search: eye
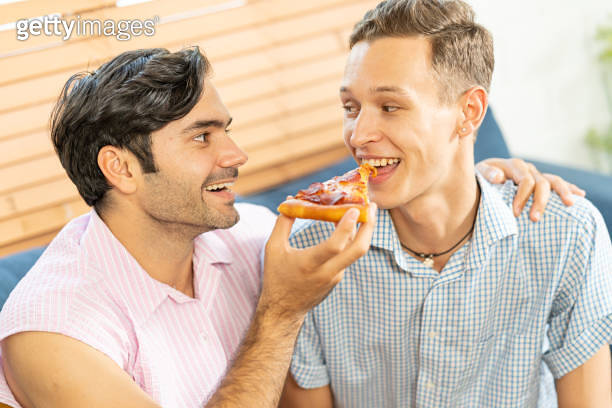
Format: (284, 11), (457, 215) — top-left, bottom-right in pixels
(193, 132), (209, 143)
(382, 105), (399, 113)
(342, 103), (359, 117)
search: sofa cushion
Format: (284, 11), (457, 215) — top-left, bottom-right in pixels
(474, 109), (512, 162)
(0, 246), (45, 310)
(520, 159), (612, 237)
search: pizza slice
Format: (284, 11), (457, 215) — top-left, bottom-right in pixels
(277, 163), (376, 223)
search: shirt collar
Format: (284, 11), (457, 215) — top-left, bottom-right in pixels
(193, 230), (233, 268)
(465, 172), (518, 271)
(370, 172), (518, 273)
(80, 210), (168, 326)
(79, 210), (233, 326)
(473, 172), (518, 241)
(371, 207), (413, 273)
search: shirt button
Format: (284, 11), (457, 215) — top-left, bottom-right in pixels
(200, 330), (208, 341)
(426, 381), (435, 390)
(427, 331), (438, 339)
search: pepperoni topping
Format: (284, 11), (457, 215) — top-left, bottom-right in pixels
(294, 167), (369, 205)
(336, 168), (362, 183)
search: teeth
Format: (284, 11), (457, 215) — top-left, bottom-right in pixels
(205, 182), (235, 191)
(361, 158), (400, 167)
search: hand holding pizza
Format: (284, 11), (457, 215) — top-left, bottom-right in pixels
(260, 203), (377, 320)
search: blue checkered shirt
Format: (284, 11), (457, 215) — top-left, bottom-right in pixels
(289, 173), (612, 407)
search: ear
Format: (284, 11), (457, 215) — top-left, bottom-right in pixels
(97, 146), (140, 195)
(456, 86), (488, 138)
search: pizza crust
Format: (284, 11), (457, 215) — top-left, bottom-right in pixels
(277, 198), (370, 223)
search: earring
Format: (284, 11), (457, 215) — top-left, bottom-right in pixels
(461, 127), (467, 132)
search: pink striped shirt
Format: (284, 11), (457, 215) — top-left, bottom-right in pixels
(0, 203), (275, 407)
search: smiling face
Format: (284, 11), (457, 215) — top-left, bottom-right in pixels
(136, 78), (247, 232)
(341, 36), (467, 210)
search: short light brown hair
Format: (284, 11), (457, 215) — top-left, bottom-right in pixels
(349, 0), (494, 104)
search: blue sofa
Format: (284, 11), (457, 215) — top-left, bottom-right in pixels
(2, 110), (612, 312)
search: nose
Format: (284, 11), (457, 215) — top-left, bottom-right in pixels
(218, 134), (248, 169)
(347, 109), (382, 149)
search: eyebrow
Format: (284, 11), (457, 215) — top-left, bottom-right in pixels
(340, 85), (411, 96)
(370, 86), (410, 96)
(182, 117), (233, 134)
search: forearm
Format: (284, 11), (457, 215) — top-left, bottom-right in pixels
(205, 303), (304, 408)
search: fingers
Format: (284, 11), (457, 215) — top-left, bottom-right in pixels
(321, 204), (377, 273)
(475, 160), (505, 184)
(527, 170), (550, 222)
(477, 158), (587, 219)
(509, 159), (535, 216)
(476, 158), (533, 194)
(543, 173), (573, 206)
(569, 183), (586, 197)
(261, 205), (376, 318)
(542, 173), (585, 206)
(482, 158), (587, 218)
(305, 208), (360, 267)
(273, 204), (377, 279)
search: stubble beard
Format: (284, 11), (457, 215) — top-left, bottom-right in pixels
(141, 170), (241, 237)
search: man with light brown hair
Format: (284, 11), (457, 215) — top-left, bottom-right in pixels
(280, 0), (612, 407)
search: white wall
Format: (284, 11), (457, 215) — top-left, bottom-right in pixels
(469, 0), (612, 171)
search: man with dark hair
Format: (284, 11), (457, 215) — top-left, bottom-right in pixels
(281, 1), (612, 407)
(0, 41), (586, 408)
(50, 48), (207, 209)
(0, 46), (380, 408)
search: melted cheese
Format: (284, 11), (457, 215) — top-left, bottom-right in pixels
(295, 164), (375, 205)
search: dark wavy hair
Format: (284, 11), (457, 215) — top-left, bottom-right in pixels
(50, 47), (210, 209)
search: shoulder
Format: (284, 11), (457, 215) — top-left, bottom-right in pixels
(498, 181), (604, 231)
(1, 251), (119, 329)
(498, 181), (609, 249)
(0, 236), (129, 360)
(1, 213), (109, 315)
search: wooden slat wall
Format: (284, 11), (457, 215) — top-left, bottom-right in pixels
(0, 0), (379, 256)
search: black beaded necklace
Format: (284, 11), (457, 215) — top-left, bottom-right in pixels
(400, 221), (475, 268)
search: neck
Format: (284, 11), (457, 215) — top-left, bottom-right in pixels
(390, 164), (480, 271)
(98, 204), (199, 297)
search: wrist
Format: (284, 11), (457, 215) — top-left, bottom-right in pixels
(254, 298), (305, 333)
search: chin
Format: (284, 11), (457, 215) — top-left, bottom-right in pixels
(225, 213), (240, 229)
(371, 195), (397, 210)
(371, 189), (413, 210)
(213, 207), (240, 230)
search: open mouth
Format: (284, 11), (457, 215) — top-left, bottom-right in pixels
(204, 181), (235, 192)
(360, 158), (401, 168)
(361, 157), (401, 171)
(360, 157), (401, 184)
